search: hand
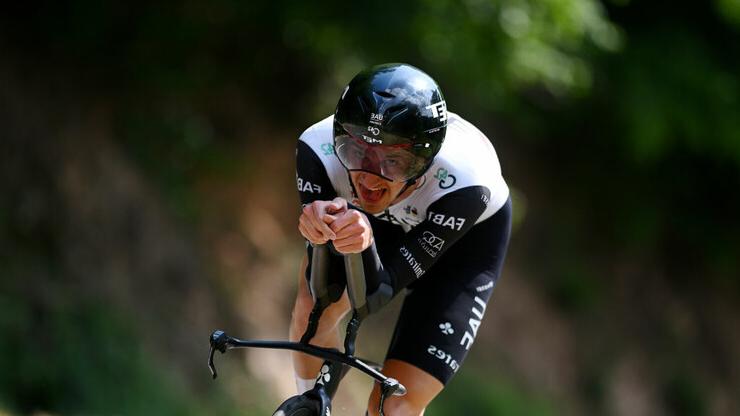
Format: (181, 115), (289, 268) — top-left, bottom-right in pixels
(329, 209), (374, 254)
(298, 198), (348, 244)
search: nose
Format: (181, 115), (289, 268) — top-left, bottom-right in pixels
(358, 172), (384, 189)
(360, 148), (382, 172)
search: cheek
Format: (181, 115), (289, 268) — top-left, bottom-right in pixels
(388, 182), (406, 195)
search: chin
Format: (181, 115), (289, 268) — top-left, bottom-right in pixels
(358, 200), (386, 214)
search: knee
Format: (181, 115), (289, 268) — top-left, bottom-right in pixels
(367, 390), (424, 416)
(290, 289), (314, 328)
(290, 291), (350, 338)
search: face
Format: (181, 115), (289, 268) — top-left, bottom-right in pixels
(349, 171), (410, 214)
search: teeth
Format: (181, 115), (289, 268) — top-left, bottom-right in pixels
(361, 185), (383, 201)
(362, 184), (382, 192)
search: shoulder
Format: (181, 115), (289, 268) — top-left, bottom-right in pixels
(438, 112), (500, 171)
(296, 115), (340, 169)
(296, 115), (354, 200)
(298, 115), (334, 153)
(417, 112), (510, 219)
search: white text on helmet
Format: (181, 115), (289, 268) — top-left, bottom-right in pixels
(425, 101), (448, 122)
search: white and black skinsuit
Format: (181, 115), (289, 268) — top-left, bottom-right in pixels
(296, 111), (512, 384)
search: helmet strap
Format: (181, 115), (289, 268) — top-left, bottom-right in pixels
(398, 179), (416, 196)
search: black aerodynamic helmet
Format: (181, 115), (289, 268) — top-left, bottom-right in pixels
(333, 63), (447, 183)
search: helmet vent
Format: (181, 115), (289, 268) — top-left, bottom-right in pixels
(374, 90), (396, 99)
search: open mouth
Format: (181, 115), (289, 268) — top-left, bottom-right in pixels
(358, 182), (386, 204)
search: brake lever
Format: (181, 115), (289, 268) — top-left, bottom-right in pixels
(208, 330), (229, 379)
(208, 345), (218, 379)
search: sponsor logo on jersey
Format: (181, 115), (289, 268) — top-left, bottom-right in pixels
(481, 193), (490, 206)
(427, 211), (466, 230)
(367, 126), (380, 136)
(320, 143), (334, 156)
(476, 280), (494, 292)
(434, 167), (456, 189)
(425, 100), (448, 122)
(297, 177), (321, 194)
(460, 296), (488, 351)
(399, 246), (424, 278)
(418, 230), (445, 257)
(427, 345), (460, 372)
(403, 205), (419, 216)
(439, 322), (455, 335)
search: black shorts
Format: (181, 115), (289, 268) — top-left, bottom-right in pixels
(381, 197), (512, 385)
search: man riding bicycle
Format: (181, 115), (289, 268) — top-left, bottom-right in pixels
(291, 63), (512, 415)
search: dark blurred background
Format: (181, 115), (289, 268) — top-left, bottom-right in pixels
(2, 1), (739, 415)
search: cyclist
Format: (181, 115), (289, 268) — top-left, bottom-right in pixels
(291, 63), (511, 415)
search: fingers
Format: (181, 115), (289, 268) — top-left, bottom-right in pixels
(330, 210), (363, 235)
(332, 234), (365, 253)
(333, 231), (374, 254)
(299, 202), (372, 252)
(326, 197), (348, 214)
(330, 210), (373, 254)
(333, 221), (362, 241)
(302, 203), (337, 240)
(298, 214), (328, 244)
(312, 203), (337, 239)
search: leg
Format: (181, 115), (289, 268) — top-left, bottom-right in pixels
(367, 200), (512, 414)
(290, 254), (351, 380)
(366, 359), (443, 416)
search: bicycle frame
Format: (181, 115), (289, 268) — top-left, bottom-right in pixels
(208, 243), (406, 415)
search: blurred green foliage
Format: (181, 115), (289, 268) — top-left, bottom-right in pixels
(0, 294), (207, 415)
(2, 0), (740, 414)
(429, 370), (557, 415)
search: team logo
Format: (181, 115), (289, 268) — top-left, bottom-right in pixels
(297, 177), (321, 194)
(427, 345), (460, 372)
(427, 210), (466, 230)
(403, 205), (419, 216)
(434, 168), (456, 189)
(476, 280), (494, 292)
(316, 364), (331, 385)
(320, 143), (334, 156)
(399, 246), (424, 278)
(425, 100), (448, 122)
(418, 231), (445, 257)
(439, 322), (454, 335)
(460, 296), (488, 351)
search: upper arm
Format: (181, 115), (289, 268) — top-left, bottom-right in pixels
(296, 140), (337, 205)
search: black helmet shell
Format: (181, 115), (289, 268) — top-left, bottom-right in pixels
(333, 63), (448, 172)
